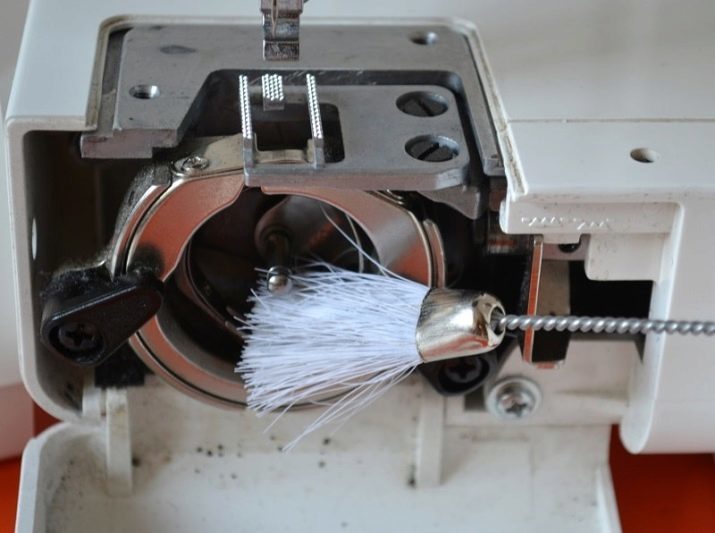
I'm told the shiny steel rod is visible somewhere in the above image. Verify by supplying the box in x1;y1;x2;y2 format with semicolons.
238;75;253;141
495;314;715;336
305;74;323;140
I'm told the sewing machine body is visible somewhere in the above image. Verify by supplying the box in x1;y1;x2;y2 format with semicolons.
6;1;715;531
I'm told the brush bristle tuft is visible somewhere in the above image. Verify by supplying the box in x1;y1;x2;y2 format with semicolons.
236;263;428;449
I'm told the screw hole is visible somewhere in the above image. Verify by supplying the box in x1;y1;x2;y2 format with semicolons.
630;147;659;164
409;31;439;46
129;84;160;100
397;91;448;117
406;135;459;163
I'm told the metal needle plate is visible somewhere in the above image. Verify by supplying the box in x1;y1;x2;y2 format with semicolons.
80;24;502;177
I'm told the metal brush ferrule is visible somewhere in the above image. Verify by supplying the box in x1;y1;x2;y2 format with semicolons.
416;290;506;363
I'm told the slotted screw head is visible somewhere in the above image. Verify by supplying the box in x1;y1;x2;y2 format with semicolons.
180;155;209;172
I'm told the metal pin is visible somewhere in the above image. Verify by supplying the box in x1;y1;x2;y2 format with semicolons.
239;75;254;167
305;74;325;167
262;231;293;295
305;74;323;140
262;74;285;111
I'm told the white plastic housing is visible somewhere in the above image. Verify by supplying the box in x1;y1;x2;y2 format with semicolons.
5;0;715;531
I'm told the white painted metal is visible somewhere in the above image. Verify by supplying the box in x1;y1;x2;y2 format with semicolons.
5;0;715;530
8;0;715;452
0;0;29;109
0;0;32;461
1;95;32;460
16;380;621;533
0;105;20;389
447;339;635;428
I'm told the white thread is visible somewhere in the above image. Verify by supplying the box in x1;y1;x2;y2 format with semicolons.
236;262;428;450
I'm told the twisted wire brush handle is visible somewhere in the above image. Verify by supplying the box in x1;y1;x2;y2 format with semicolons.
493;314;715;336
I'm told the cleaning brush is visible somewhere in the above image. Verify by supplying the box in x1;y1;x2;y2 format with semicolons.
236;263;503;447
236;260;715;448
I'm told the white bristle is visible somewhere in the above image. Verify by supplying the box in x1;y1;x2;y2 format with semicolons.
236;263;429;449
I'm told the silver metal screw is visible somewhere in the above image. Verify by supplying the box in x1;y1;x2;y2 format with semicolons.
179;155;209;173
486;376;541;421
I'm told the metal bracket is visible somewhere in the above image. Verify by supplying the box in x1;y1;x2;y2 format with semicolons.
243;82;470;189
79;24;502;176
261;0;305;61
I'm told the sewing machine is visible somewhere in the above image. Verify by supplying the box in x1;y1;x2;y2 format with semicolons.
5;1;715;531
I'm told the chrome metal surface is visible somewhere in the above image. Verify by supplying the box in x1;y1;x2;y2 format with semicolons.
239;75;254;167
79;24;502;177
305;74;323;140
422;219;446;288
416;290;505;362
107;135;249;406
486;376;541;421
305;73;325;167
261;230;293;294
107;166;171;276
261;0;305;61
112;139;438;408
95;24;495;409
266;266;293;295
126;135;245;279
254;195;364;269
245;84;468;189
261;73;285;111
496;314;715;336
262;186;434;282
239;75;254;141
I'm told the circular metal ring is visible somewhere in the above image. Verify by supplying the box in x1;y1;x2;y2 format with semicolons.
112;140;439;407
